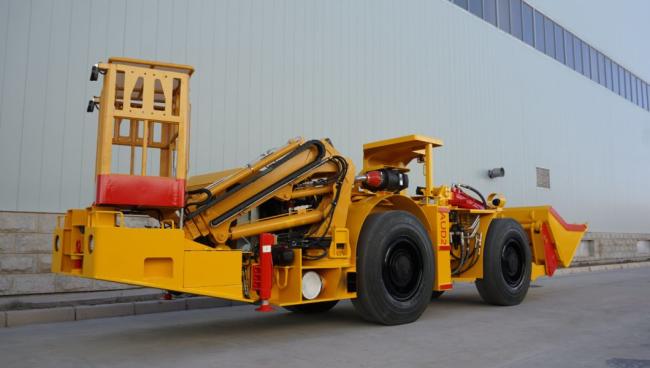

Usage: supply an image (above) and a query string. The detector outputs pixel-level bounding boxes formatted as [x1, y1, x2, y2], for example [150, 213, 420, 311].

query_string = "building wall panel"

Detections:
[0, 0, 648, 233]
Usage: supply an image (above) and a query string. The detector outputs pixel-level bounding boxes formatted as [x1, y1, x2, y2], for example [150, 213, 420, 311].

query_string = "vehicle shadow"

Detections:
[94, 289, 517, 349]
[95, 302, 372, 346]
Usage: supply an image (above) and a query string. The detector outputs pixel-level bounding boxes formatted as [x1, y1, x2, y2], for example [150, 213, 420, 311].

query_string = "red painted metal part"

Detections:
[549, 207, 588, 232]
[449, 187, 485, 210]
[96, 174, 185, 208]
[364, 171, 383, 188]
[540, 222, 559, 276]
[72, 240, 83, 269]
[438, 245, 451, 251]
[439, 283, 453, 290]
[254, 233, 275, 312]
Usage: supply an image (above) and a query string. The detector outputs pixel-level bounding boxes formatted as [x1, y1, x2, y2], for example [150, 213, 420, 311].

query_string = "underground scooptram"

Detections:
[52, 58, 587, 325]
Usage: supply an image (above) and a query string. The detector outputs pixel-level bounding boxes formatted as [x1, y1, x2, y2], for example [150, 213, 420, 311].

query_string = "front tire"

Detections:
[353, 211, 434, 325]
[475, 218, 532, 306]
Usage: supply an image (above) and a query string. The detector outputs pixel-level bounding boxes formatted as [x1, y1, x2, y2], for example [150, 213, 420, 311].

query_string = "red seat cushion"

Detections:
[96, 174, 185, 208]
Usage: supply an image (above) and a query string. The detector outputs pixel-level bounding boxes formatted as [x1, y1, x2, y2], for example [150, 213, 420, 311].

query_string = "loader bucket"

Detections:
[502, 206, 587, 276]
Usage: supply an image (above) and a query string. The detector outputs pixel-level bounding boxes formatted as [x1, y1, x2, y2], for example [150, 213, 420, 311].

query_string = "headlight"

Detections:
[301, 271, 323, 300]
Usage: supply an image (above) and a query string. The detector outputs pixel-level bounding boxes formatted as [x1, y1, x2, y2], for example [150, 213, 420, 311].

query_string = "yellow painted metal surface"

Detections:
[423, 205, 453, 291]
[183, 251, 241, 288]
[52, 207, 248, 301]
[362, 134, 443, 172]
[95, 58, 191, 180]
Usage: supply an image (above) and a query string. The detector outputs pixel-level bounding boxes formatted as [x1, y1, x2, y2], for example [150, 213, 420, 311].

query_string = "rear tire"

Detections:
[475, 218, 531, 306]
[353, 211, 434, 325]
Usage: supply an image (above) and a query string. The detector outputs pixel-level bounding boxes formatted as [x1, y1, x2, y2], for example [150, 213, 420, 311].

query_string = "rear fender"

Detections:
[346, 194, 432, 258]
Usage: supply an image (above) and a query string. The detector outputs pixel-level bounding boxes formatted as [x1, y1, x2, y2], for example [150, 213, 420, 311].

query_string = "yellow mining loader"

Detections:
[52, 58, 587, 325]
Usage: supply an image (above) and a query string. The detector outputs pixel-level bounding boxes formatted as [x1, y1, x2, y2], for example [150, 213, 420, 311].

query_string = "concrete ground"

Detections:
[0, 268, 648, 368]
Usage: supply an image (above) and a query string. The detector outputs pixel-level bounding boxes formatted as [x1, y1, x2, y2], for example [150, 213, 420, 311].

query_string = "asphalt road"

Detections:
[1, 267, 649, 368]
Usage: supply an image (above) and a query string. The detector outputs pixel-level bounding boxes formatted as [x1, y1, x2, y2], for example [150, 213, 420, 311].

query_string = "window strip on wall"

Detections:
[450, 0, 649, 112]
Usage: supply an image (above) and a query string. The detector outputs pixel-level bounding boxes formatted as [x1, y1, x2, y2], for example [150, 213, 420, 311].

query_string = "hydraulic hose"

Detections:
[202, 140, 327, 227]
[185, 188, 213, 207]
[184, 140, 325, 223]
[458, 184, 487, 207]
[302, 155, 348, 261]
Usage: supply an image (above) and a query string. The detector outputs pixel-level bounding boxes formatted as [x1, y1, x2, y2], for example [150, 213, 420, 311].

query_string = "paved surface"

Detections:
[1, 268, 649, 368]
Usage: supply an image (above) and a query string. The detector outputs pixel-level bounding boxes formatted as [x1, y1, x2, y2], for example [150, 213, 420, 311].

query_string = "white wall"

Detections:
[0, 0, 648, 233]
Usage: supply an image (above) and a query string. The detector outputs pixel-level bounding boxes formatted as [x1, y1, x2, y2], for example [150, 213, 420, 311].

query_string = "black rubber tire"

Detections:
[284, 300, 338, 314]
[475, 218, 532, 306]
[431, 291, 445, 299]
[352, 211, 434, 325]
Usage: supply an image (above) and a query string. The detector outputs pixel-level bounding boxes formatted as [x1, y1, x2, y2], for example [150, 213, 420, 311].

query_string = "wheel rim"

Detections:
[501, 239, 525, 287]
[382, 236, 423, 301]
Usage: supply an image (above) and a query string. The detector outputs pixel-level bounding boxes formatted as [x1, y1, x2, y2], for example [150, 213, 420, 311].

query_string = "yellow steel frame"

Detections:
[95, 57, 192, 180]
